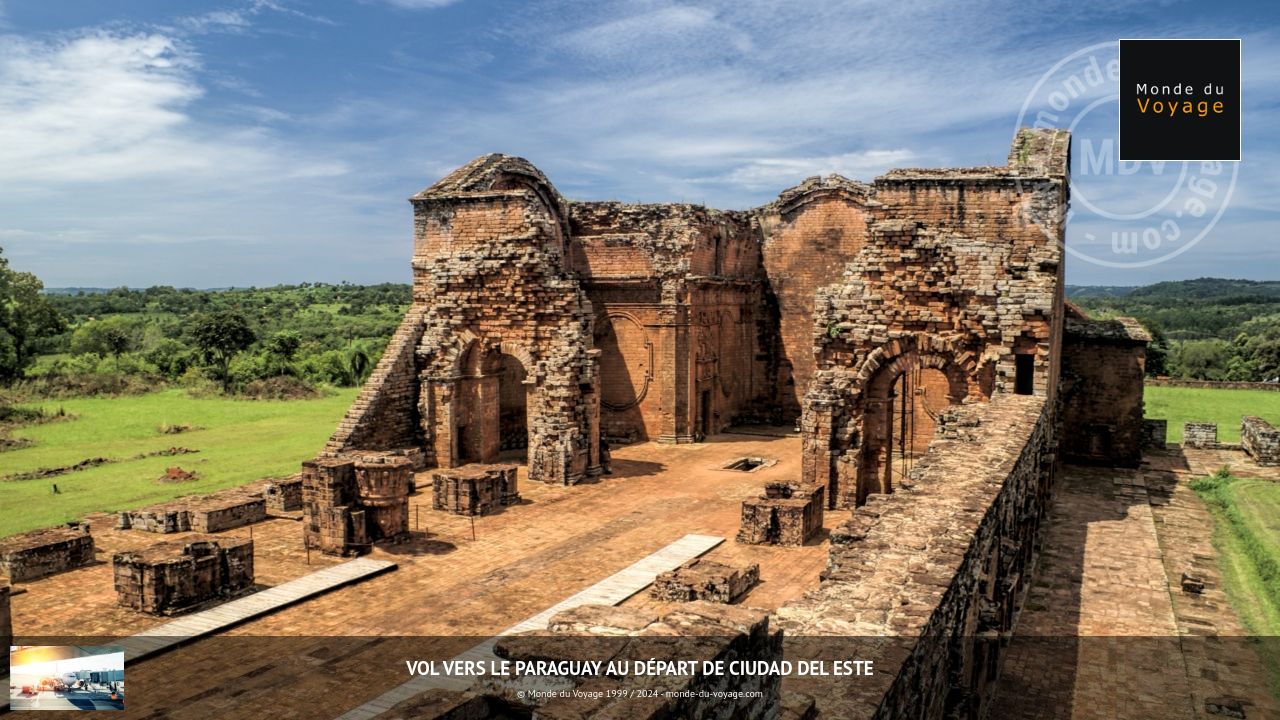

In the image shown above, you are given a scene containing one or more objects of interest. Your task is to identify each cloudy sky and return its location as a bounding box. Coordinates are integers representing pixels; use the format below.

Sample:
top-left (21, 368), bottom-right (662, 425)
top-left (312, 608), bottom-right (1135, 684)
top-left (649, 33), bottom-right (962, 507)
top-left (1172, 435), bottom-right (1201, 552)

top-left (0, 0), bottom-right (1277, 288)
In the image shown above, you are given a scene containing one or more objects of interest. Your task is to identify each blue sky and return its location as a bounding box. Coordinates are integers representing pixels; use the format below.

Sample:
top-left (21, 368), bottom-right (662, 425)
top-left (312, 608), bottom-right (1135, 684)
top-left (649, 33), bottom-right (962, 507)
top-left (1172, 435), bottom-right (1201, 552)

top-left (0, 0), bottom-right (1277, 288)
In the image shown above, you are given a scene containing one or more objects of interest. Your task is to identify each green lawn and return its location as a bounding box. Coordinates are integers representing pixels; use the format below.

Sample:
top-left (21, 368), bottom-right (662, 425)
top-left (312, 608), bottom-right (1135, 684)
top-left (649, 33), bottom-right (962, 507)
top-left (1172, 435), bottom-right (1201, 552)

top-left (1191, 472), bottom-right (1280, 697)
top-left (0, 388), bottom-right (356, 537)
top-left (1145, 384), bottom-right (1280, 443)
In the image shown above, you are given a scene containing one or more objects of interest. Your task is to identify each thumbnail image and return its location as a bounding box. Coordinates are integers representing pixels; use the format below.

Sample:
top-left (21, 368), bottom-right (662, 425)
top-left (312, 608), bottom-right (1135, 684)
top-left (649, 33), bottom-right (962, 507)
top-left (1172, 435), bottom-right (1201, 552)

top-left (9, 646), bottom-right (124, 711)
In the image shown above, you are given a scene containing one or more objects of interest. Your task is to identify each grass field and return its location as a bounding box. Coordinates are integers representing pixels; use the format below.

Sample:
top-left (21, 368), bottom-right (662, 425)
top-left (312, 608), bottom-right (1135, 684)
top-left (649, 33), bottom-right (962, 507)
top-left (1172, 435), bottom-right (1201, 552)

top-left (1191, 471), bottom-right (1280, 696)
top-left (1145, 385), bottom-right (1280, 443)
top-left (0, 388), bottom-right (357, 537)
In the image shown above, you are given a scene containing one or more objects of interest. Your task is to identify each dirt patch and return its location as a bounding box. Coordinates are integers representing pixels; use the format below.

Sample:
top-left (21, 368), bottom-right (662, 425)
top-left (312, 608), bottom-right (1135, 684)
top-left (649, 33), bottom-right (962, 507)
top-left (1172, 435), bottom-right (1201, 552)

top-left (142, 447), bottom-right (199, 458)
top-left (157, 466), bottom-right (200, 484)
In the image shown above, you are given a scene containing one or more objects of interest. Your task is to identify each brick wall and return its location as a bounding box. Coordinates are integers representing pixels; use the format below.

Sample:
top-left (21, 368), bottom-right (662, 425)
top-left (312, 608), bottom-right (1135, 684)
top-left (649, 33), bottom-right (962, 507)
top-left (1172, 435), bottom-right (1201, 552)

top-left (758, 181), bottom-right (872, 420)
top-left (777, 394), bottom-right (1056, 719)
top-left (800, 129), bottom-right (1069, 508)
top-left (0, 524), bottom-right (95, 582)
top-left (1241, 416), bottom-right (1280, 466)
top-left (1060, 317), bottom-right (1149, 467)
top-left (113, 536), bottom-right (254, 615)
top-left (1184, 422), bottom-right (1219, 448)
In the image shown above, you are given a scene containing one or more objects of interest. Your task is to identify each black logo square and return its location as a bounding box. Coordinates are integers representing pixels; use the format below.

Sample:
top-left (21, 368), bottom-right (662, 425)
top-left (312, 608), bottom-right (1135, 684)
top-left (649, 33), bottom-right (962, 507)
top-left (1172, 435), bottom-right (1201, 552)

top-left (1119, 39), bottom-right (1240, 161)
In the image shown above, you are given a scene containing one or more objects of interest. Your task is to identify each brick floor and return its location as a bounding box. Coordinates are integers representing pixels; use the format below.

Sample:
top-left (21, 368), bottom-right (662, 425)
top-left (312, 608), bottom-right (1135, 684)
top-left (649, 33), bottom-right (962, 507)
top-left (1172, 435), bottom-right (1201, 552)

top-left (991, 450), bottom-right (1280, 719)
top-left (9, 433), bottom-right (837, 719)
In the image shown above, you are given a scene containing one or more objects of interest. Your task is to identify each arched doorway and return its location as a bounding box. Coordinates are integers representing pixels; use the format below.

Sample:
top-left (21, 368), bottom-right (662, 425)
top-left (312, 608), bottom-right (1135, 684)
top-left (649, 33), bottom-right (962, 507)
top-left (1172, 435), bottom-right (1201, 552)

top-left (496, 353), bottom-right (529, 460)
top-left (860, 356), bottom-right (967, 503)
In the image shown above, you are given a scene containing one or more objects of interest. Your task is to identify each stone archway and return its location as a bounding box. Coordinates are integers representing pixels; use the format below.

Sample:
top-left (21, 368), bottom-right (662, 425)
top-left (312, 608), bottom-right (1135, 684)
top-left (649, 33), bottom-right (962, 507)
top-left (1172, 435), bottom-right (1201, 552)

top-left (858, 352), bottom-right (970, 502)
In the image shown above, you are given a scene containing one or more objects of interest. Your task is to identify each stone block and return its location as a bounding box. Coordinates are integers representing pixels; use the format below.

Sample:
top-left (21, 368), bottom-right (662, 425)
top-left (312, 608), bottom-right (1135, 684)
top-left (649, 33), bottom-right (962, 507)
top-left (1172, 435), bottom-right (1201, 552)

top-left (431, 464), bottom-right (520, 516)
top-left (1241, 416), bottom-right (1280, 466)
top-left (738, 482), bottom-right (824, 546)
top-left (113, 535), bottom-right (254, 615)
top-left (1184, 422), bottom-right (1219, 449)
top-left (650, 558), bottom-right (759, 603)
top-left (0, 524), bottom-right (95, 582)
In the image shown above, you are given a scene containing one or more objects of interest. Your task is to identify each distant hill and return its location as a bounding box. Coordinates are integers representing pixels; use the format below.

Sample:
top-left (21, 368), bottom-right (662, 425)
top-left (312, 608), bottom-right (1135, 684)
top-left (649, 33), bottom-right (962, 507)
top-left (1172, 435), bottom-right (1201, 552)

top-left (1068, 277), bottom-right (1280, 343)
top-left (1064, 285), bottom-right (1139, 299)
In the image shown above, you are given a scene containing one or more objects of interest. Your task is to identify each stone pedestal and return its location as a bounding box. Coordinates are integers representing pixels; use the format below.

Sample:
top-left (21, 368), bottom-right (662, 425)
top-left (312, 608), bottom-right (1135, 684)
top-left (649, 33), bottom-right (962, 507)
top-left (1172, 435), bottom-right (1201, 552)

top-left (737, 481), bottom-right (824, 546)
top-left (431, 464), bottom-right (520, 516)
top-left (113, 536), bottom-right (254, 615)
top-left (303, 452), bottom-right (411, 556)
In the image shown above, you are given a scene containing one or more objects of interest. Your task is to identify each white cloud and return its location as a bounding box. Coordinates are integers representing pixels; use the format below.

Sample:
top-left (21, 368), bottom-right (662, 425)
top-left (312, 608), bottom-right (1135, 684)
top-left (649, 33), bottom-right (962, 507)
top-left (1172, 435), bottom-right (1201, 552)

top-left (0, 31), bottom-right (346, 186)
top-left (716, 150), bottom-right (916, 190)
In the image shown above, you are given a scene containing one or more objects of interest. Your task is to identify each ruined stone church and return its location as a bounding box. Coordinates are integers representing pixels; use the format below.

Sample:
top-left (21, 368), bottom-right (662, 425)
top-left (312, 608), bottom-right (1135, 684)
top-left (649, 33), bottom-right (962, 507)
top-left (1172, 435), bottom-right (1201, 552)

top-left (320, 127), bottom-right (1147, 508)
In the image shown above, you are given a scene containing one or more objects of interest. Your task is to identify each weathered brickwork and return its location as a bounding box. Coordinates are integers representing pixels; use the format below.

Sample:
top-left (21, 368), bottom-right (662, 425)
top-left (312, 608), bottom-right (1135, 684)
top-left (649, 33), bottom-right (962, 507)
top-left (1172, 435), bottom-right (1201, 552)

top-left (263, 476), bottom-right (304, 511)
top-left (1184, 422), bottom-right (1219, 448)
top-left (1143, 418), bottom-right (1168, 448)
top-left (431, 464), bottom-right (520, 516)
top-left (0, 523), bottom-right (95, 582)
top-left (302, 452), bottom-right (411, 555)
top-left (650, 558), bottom-right (760, 603)
top-left (117, 492), bottom-right (266, 534)
top-left (737, 481), bottom-right (825, 546)
top-left (1241, 415), bottom-right (1280, 466)
top-left (1060, 313), bottom-right (1150, 467)
top-left (776, 394), bottom-right (1056, 719)
top-left (324, 130), bottom-right (1082, 504)
top-left (113, 535), bottom-right (254, 615)
top-left (801, 129), bottom-right (1070, 508)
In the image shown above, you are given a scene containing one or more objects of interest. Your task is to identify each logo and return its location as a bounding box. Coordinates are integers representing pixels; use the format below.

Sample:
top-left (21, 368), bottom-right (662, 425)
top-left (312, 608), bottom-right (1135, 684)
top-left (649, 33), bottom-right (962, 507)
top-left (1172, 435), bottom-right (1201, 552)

top-left (1015, 41), bottom-right (1237, 269)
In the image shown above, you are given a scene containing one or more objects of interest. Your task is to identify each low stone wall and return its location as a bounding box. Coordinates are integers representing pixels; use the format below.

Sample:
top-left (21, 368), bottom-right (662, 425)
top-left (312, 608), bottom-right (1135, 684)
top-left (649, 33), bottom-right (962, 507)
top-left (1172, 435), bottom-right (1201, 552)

top-left (1142, 419), bottom-right (1168, 448)
top-left (1184, 422), bottom-right (1219, 449)
top-left (650, 558), bottom-right (759, 603)
top-left (1242, 416), bottom-right (1280, 466)
top-left (431, 464), bottom-right (520, 516)
top-left (113, 535), bottom-right (254, 615)
top-left (775, 394), bottom-right (1055, 719)
top-left (263, 477), bottom-right (304, 511)
top-left (1148, 378), bottom-right (1280, 391)
top-left (737, 481), bottom-right (824, 546)
top-left (119, 492), bottom-right (265, 534)
top-left (0, 524), bottom-right (96, 582)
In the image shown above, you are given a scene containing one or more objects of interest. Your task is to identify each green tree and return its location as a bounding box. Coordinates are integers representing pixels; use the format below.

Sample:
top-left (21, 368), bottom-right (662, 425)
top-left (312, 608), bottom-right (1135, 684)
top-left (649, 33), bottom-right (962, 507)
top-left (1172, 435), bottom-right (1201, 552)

top-left (265, 331), bottom-right (302, 376)
top-left (70, 316), bottom-right (139, 369)
top-left (190, 311), bottom-right (256, 392)
top-left (0, 248), bottom-right (65, 384)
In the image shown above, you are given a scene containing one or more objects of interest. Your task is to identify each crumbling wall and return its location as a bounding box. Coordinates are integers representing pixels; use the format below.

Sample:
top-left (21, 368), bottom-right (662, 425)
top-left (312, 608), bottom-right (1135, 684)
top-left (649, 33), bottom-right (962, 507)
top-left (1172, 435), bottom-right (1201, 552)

top-left (113, 536), bottom-right (254, 615)
top-left (263, 476), bottom-right (303, 511)
top-left (1242, 416), bottom-right (1280, 466)
top-left (570, 202), bottom-right (771, 441)
top-left (325, 305), bottom-right (428, 455)
top-left (1143, 419), bottom-right (1168, 448)
top-left (413, 155), bottom-right (600, 484)
top-left (1184, 422), bottom-right (1219, 448)
top-left (118, 491), bottom-right (266, 534)
top-left (650, 558), bottom-right (759, 603)
top-left (756, 176), bottom-right (874, 421)
top-left (801, 129), bottom-right (1068, 508)
top-left (1060, 315), bottom-right (1150, 467)
top-left (776, 394), bottom-right (1056, 720)
top-left (737, 481), bottom-right (825, 546)
top-left (0, 524), bottom-right (95, 582)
